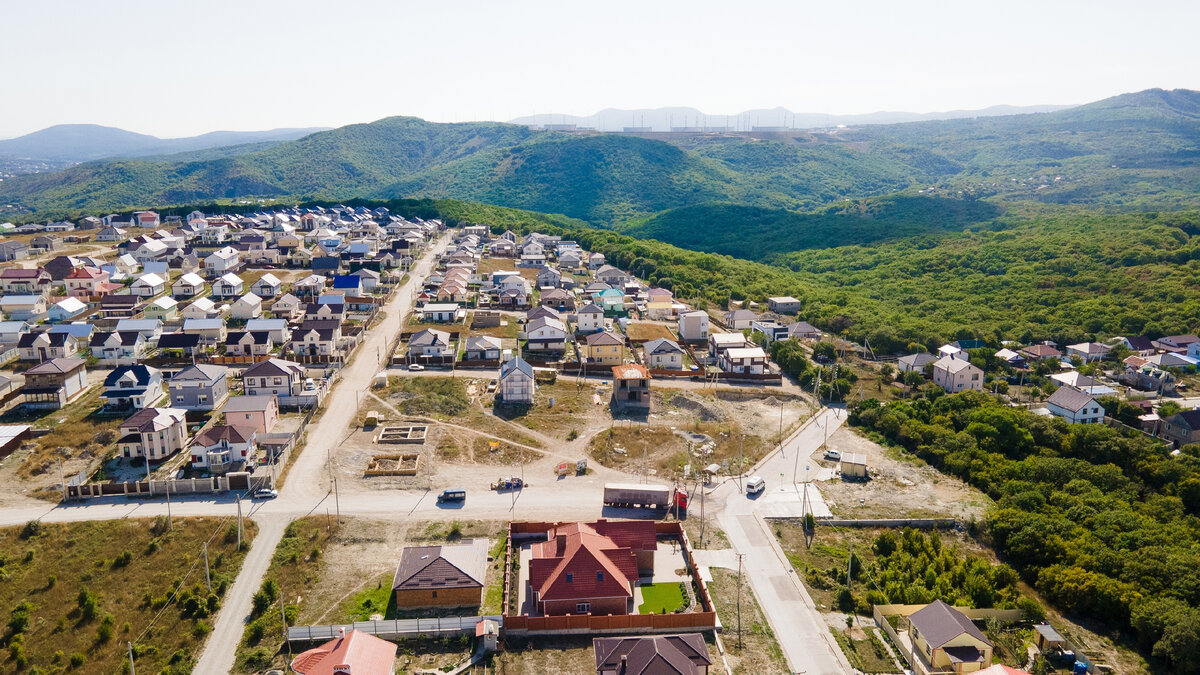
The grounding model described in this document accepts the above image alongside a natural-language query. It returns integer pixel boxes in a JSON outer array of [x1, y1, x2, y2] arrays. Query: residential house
[[1148, 352, 1200, 371], [181, 297, 219, 320], [391, 539, 488, 609], [540, 288, 576, 311], [1119, 356, 1177, 394], [498, 356, 535, 403], [787, 321, 823, 341], [204, 246, 240, 274], [1066, 342, 1110, 363], [611, 363, 651, 412], [594, 264, 628, 286], [594, 288, 625, 314], [90, 331, 148, 365], [305, 302, 344, 322], [226, 331, 275, 356], [708, 332, 748, 362], [66, 267, 118, 298], [584, 330, 625, 366], [537, 266, 562, 289], [101, 365, 164, 411], [0, 267, 51, 296], [182, 318, 227, 344], [251, 273, 282, 298], [594, 635, 712, 675], [722, 309, 758, 331], [906, 600, 994, 675], [244, 318, 291, 344], [0, 320, 30, 344], [1163, 409, 1200, 448], [222, 395, 279, 434], [1049, 370, 1115, 396], [130, 273, 166, 297], [229, 293, 263, 320], [520, 240, 547, 266], [190, 425, 257, 473], [1045, 387, 1104, 424], [213, 273, 244, 298], [1, 295, 47, 321], [767, 296, 802, 314], [749, 319, 789, 344], [22, 358, 88, 409], [1120, 336, 1157, 357], [677, 310, 710, 343], [1153, 334, 1200, 353], [576, 303, 605, 334], [117, 408, 188, 462], [168, 364, 229, 410], [932, 356, 984, 393], [270, 293, 303, 319], [18, 332, 79, 362], [408, 328, 453, 359], [114, 318, 163, 342], [48, 297, 89, 322], [155, 332, 202, 356], [133, 210, 160, 228], [526, 317, 570, 352], [31, 234, 62, 252], [463, 335, 502, 361], [994, 348, 1026, 368], [719, 346, 767, 374], [144, 296, 178, 321], [291, 320, 341, 357], [420, 303, 460, 323], [0, 241, 30, 261], [528, 520, 657, 616], [526, 306, 562, 324], [243, 358, 309, 398], [289, 629, 397, 675], [172, 272, 206, 298], [95, 225, 127, 242], [129, 238, 167, 263], [588, 252, 606, 269], [643, 338, 685, 370], [1020, 343, 1063, 362]]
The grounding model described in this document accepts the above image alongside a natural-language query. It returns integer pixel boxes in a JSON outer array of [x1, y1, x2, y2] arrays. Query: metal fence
[[287, 615, 501, 642]]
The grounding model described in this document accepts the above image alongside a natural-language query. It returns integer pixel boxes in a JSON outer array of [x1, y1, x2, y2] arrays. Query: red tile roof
[[290, 628, 397, 675], [612, 363, 650, 380], [66, 266, 105, 279], [528, 521, 654, 604]]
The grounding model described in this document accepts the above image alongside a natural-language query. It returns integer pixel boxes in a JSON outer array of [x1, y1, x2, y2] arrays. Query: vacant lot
[[709, 568, 787, 674], [494, 380, 601, 439], [624, 322, 676, 343], [0, 517, 256, 674], [235, 517, 507, 674], [588, 422, 766, 479]]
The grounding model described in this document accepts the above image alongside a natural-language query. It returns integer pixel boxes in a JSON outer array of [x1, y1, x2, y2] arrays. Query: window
[[576, 602, 590, 614], [565, 573, 573, 583], [597, 572, 604, 581]]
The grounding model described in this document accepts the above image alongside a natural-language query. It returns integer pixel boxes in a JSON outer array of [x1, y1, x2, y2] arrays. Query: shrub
[[19, 521, 41, 539], [246, 620, 265, 645], [566, 429, 579, 441], [77, 588, 100, 622], [95, 614, 114, 643], [69, 653, 85, 668], [251, 591, 270, 617], [111, 550, 133, 568], [192, 620, 211, 638]]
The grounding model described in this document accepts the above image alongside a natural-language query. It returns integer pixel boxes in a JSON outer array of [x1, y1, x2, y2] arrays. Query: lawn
[[0, 517, 257, 674], [832, 627, 899, 673], [638, 582, 687, 615]]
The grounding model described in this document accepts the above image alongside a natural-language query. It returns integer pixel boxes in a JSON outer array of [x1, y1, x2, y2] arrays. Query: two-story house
[[931, 356, 984, 393], [583, 330, 625, 366], [22, 357, 88, 409], [525, 317, 570, 352], [89, 331, 148, 365], [18, 332, 79, 362], [498, 356, 535, 404], [168, 364, 230, 410], [719, 346, 767, 374], [643, 337, 685, 370], [1045, 387, 1104, 424], [118, 408, 189, 463], [101, 364, 164, 411]]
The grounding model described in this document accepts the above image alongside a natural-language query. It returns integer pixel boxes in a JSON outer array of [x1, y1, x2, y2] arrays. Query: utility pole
[[736, 553, 745, 650], [334, 477, 341, 525], [738, 433, 744, 493], [236, 497, 243, 550], [203, 542, 211, 593], [144, 453, 152, 497], [58, 460, 66, 502], [166, 488, 172, 531], [778, 398, 785, 458], [127, 641, 136, 674]]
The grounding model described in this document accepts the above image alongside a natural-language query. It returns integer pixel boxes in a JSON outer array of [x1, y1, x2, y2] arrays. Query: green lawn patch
[[638, 582, 687, 615]]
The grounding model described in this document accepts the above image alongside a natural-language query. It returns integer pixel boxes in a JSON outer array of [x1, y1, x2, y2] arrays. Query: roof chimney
[[333, 665, 351, 674], [556, 533, 566, 552]]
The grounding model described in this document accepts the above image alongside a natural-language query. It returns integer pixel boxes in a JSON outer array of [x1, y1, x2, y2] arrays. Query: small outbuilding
[[840, 452, 868, 479]]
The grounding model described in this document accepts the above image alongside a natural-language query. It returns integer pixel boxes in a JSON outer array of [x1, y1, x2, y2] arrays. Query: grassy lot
[[467, 311, 520, 339], [2, 385, 121, 483], [478, 257, 538, 281], [638, 581, 687, 615], [0, 517, 256, 674], [387, 376, 473, 418], [494, 380, 597, 439], [403, 319, 467, 336], [832, 626, 899, 673], [624, 322, 676, 343], [709, 568, 787, 674], [235, 517, 332, 673]]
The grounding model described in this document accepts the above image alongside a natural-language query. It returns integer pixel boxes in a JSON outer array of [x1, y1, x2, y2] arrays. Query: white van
[[745, 476, 765, 495]]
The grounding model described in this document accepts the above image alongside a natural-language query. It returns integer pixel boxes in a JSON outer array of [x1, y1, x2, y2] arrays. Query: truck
[[603, 483, 688, 512]]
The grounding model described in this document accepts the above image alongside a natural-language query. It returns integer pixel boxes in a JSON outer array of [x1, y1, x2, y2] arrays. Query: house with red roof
[[290, 627, 396, 675], [527, 520, 657, 616]]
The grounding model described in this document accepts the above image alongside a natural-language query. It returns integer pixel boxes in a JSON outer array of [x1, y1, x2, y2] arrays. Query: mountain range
[[508, 103, 1076, 131], [2, 88, 1198, 224], [0, 124, 330, 164]]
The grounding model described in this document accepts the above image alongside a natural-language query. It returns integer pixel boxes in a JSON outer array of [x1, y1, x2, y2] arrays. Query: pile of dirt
[[664, 392, 726, 422]]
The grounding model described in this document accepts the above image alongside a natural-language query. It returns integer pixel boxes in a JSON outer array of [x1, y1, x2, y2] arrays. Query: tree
[[812, 342, 837, 363]]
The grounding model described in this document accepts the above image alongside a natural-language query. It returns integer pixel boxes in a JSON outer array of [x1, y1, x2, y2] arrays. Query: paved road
[[714, 406, 852, 675]]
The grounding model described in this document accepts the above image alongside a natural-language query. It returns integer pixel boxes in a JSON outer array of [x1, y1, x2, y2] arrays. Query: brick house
[[528, 520, 657, 616], [392, 539, 488, 609]]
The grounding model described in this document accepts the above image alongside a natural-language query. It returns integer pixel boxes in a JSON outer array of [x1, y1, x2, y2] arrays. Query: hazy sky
[[2, 0, 1196, 138]]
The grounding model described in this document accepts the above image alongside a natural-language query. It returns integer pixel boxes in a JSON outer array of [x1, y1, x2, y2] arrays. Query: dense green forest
[[849, 392, 1200, 673], [7, 88, 1200, 222]]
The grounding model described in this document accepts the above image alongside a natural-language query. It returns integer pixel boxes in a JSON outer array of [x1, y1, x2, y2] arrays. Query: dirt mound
[[665, 392, 726, 421]]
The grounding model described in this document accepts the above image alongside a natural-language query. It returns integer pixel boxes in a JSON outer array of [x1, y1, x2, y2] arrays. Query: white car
[[823, 449, 841, 461], [745, 475, 765, 494], [252, 488, 278, 499], [408, 363, 425, 371]]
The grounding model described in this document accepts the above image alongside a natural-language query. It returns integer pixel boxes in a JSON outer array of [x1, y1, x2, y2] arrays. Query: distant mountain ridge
[[0, 124, 330, 163], [509, 103, 1076, 131]]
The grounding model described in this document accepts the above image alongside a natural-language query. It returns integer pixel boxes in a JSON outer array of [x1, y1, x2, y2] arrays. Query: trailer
[[603, 483, 688, 511]]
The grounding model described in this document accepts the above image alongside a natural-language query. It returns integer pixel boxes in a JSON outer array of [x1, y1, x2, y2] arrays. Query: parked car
[[252, 488, 278, 499], [823, 449, 841, 461], [437, 488, 466, 503], [745, 475, 765, 494], [408, 363, 425, 371]]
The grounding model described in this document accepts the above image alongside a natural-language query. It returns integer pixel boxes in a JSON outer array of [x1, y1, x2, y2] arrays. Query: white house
[[205, 246, 240, 273], [130, 273, 166, 297], [525, 317, 569, 351], [575, 303, 605, 334], [1066, 342, 1110, 363], [643, 337, 685, 370], [677, 310, 709, 343], [408, 328, 453, 359], [244, 318, 291, 344], [118, 408, 189, 462], [1046, 387, 1105, 424], [230, 293, 263, 320], [931, 355, 984, 393], [213, 273, 244, 298], [251, 273, 282, 298], [420, 303, 460, 323], [181, 297, 219, 320], [48, 297, 88, 322], [173, 272, 206, 298], [498, 356, 535, 403]]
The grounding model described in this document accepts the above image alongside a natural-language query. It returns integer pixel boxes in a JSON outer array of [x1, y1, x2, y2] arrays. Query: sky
[[2, 0, 1197, 138]]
